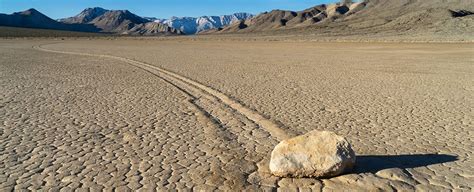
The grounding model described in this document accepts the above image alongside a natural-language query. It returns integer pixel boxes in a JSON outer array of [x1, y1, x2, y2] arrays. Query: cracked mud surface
[[1, 39, 473, 191]]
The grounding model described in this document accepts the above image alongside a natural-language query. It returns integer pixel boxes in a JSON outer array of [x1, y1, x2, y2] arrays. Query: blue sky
[[0, 0, 336, 19]]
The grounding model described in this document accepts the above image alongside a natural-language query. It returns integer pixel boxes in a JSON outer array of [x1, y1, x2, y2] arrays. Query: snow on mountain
[[143, 17, 159, 22], [155, 13, 254, 34]]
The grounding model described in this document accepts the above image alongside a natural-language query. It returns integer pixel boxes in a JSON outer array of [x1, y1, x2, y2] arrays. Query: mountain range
[[0, 7, 181, 35], [207, 2, 365, 33], [59, 7, 181, 35], [0, 8, 100, 32], [154, 13, 254, 34], [206, 0, 474, 39], [0, 7, 253, 35], [1, 0, 473, 38]]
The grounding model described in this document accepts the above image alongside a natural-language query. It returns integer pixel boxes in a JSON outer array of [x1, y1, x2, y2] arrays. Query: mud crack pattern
[[1, 40, 473, 191]]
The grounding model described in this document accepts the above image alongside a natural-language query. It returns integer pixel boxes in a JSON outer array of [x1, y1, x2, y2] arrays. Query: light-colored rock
[[269, 130, 356, 178]]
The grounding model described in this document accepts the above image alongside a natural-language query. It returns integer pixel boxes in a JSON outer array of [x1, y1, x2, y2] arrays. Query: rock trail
[[32, 43, 295, 189], [34, 43, 295, 141]]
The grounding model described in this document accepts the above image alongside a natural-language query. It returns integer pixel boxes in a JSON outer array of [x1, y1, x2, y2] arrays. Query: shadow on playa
[[354, 154, 458, 174]]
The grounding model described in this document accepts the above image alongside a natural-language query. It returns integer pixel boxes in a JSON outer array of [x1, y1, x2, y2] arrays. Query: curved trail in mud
[[34, 43, 294, 141]]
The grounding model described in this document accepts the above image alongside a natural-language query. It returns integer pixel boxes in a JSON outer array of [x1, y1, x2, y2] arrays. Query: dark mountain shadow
[[353, 154, 458, 174]]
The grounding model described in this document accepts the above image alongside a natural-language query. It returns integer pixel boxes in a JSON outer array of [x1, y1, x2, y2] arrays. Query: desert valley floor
[[0, 39, 473, 191]]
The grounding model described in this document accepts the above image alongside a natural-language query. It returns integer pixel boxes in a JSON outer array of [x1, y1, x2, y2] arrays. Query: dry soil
[[1, 38, 473, 191]]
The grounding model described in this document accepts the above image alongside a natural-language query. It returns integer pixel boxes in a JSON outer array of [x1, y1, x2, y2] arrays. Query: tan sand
[[1, 38, 473, 191]]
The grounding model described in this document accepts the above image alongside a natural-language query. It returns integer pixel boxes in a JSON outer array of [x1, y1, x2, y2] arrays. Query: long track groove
[[34, 43, 293, 141]]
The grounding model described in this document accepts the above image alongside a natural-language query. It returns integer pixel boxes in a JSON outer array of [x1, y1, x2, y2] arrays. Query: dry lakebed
[[0, 38, 473, 191]]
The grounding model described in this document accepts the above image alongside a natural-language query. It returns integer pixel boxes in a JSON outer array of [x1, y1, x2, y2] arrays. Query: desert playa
[[1, 0, 474, 190], [1, 38, 473, 190]]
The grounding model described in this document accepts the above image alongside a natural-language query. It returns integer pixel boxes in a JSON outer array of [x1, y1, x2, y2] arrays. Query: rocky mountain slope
[[155, 13, 254, 34], [0, 9, 99, 32], [330, 0, 474, 38], [125, 22, 182, 35], [208, 0, 474, 40], [207, 1, 364, 33], [59, 7, 108, 24], [60, 8, 182, 35]]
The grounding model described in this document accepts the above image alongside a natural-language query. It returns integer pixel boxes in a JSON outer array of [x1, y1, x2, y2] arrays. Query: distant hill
[[60, 8, 182, 35], [59, 7, 108, 24], [87, 10, 149, 32], [0, 8, 100, 32], [155, 13, 254, 34]]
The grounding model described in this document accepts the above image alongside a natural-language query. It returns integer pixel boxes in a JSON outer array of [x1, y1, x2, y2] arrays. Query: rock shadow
[[449, 9, 474, 18], [353, 154, 458, 174]]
